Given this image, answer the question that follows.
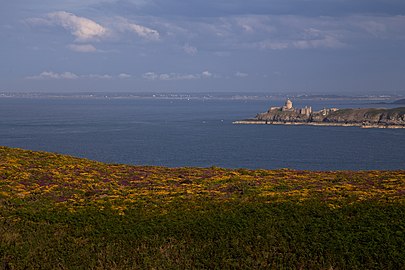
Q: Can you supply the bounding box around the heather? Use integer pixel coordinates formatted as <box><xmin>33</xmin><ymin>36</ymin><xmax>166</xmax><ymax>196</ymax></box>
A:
<box><xmin>1</xmin><ymin>146</ymin><xmax>404</xmax><ymax>269</ymax></box>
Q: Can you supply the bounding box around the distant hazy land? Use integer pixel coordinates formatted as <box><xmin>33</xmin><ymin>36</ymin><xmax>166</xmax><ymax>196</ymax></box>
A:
<box><xmin>0</xmin><ymin>91</ymin><xmax>404</xmax><ymax>102</ymax></box>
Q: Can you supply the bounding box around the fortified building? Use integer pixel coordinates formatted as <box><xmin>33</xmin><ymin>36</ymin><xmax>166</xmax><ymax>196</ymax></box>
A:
<box><xmin>269</xmin><ymin>99</ymin><xmax>313</xmax><ymax>116</ymax></box>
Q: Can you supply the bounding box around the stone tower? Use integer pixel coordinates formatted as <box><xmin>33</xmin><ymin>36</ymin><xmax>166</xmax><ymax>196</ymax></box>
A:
<box><xmin>285</xmin><ymin>99</ymin><xmax>293</xmax><ymax>110</ymax></box>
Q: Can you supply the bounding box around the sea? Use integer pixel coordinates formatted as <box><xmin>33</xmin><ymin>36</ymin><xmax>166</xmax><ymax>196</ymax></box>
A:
<box><xmin>0</xmin><ymin>95</ymin><xmax>404</xmax><ymax>171</ymax></box>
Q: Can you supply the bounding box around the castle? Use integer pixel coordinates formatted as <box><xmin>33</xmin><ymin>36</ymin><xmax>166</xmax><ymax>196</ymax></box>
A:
<box><xmin>268</xmin><ymin>99</ymin><xmax>313</xmax><ymax>116</ymax></box>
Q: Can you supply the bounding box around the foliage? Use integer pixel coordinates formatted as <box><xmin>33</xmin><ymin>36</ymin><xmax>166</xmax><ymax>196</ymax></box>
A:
<box><xmin>0</xmin><ymin>146</ymin><xmax>404</xmax><ymax>269</ymax></box>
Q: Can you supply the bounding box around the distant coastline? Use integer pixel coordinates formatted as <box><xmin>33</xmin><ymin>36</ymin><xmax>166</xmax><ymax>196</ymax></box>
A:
<box><xmin>0</xmin><ymin>92</ymin><xmax>403</xmax><ymax>102</ymax></box>
<box><xmin>233</xmin><ymin>120</ymin><xmax>405</xmax><ymax>129</ymax></box>
<box><xmin>234</xmin><ymin>99</ymin><xmax>405</xmax><ymax>129</ymax></box>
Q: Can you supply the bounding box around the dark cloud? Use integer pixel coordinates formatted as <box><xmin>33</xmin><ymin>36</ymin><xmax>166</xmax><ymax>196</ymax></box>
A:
<box><xmin>100</xmin><ymin>0</ymin><xmax>405</xmax><ymax>18</ymax></box>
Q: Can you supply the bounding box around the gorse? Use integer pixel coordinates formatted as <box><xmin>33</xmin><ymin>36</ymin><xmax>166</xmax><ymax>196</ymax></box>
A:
<box><xmin>1</xmin><ymin>146</ymin><xmax>404</xmax><ymax>269</ymax></box>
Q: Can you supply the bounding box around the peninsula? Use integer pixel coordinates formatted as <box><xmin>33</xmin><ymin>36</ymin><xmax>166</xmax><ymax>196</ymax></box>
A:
<box><xmin>234</xmin><ymin>99</ymin><xmax>405</xmax><ymax>128</ymax></box>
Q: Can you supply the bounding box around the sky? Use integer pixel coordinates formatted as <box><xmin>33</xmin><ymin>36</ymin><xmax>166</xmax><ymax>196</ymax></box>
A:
<box><xmin>1</xmin><ymin>0</ymin><xmax>405</xmax><ymax>94</ymax></box>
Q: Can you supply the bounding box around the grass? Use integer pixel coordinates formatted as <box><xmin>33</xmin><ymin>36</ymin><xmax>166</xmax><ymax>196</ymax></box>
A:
<box><xmin>0</xmin><ymin>146</ymin><xmax>404</xmax><ymax>269</ymax></box>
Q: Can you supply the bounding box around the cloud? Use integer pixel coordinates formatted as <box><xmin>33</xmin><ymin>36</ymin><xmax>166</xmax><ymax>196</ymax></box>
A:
<box><xmin>202</xmin><ymin>71</ymin><xmax>212</xmax><ymax>78</ymax></box>
<box><xmin>126</xmin><ymin>23</ymin><xmax>160</xmax><ymax>40</ymax></box>
<box><xmin>176</xmin><ymin>74</ymin><xmax>200</xmax><ymax>80</ymax></box>
<box><xmin>183</xmin><ymin>43</ymin><xmax>198</xmax><ymax>55</ymax></box>
<box><xmin>26</xmin><ymin>71</ymin><xmax>133</xmax><ymax>80</ymax></box>
<box><xmin>135</xmin><ymin>14</ymin><xmax>346</xmax><ymax>53</ymax></box>
<box><xmin>142</xmin><ymin>72</ymin><xmax>159</xmax><ymax>80</ymax></box>
<box><xmin>118</xmin><ymin>73</ymin><xmax>132</xmax><ymax>79</ymax></box>
<box><xmin>25</xmin><ymin>11</ymin><xmax>160</xmax><ymax>44</ymax></box>
<box><xmin>292</xmin><ymin>35</ymin><xmax>345</xmax><ymax>49</ymax></box>
<box><xmin>356</xmin><ymin>20</ymin><xmax>386</xmax><ymax>37</ymax></box>
<box><xmin>85</xmin><ymin>74</ymin><xmax>113</xmax><ymax>79</ymax></box>
<box><xmin>67</xmin><ymin>44</ymin><xmax>98</xmax><ymax>52</ymax></box>
<box><xmin>47</xmin><ymin>11</ymin><xmax>107</xmax><ymax>41</ymax></box>
<box><xmin>257</xmin><ymin>41</ymin><xmax>289</xmax><ymax>50</ymax></box>
<box><xmin>143</xmin><ymin>72</ymin><xmax>199</xmax><ymax>80</ymax></box>
<box><xmin>235</xmin><ymin>72</ymin><xmax>248</xmax><ymax>77</ymax></box>
<box><xmin>26</xmin><ymin>11</ymin><xmax>368</xmax><ymax>55</ymax></box>
<box><xmin>124</xmin><ymin>0</ymin><xmax>405</xmax><ymax>18</ymax></box>
<box><xmin>244</xmin><ymin>21</ymin><xmax>347</xmax><ymax>50</ymax></box>
<box><xmin>26</xmin><ymin>71</ymin><xmax>79</xmax><ymax>80</ymax></box>
<box><xmin>116</xmin><ymin>18</ymin><xmax>160</xmax><ymax>41</ymax></box>
<box><xmin>256</xmin><ymin>36</ymin><xmax>344</xmax><ymax>50</ymax></box>
<box><xmin>291</xmin><ymin>28</ymin><xmax>346</xmax><ymax>49</ymax></box>
<box><xmin>235</xmin><ymin>16</ymin><xmax>276</xmax><ymax>33</ymax></box>
<box><xmin>28</xmin><ymin>11</ymin><xmax>161</xmax><ymax>52</ymax></box>
<box><xmin>254</xmin><ymin>27</ymin><xmax>346</xmax><ymax>50</ymax></box>
<box><xmin>150</xmin><ymin>14</ymin><xmax>360</xmax><ymax>52</ymax></box>
<box><xmin>142</xmin><ymin>71</ymin><xmax>214</xmax><ymax>80</ymax></box>
<box><xmin>351</xmin><ymin>15</ymin><xmax>405</xmax><ymax>40</ymax></box>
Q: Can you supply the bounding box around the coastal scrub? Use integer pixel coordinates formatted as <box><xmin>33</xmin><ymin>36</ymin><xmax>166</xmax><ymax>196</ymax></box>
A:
<box><xmin>0</xmin><ymin>146</ymin><xmax>404</xmax><ymax>269</ymax></box>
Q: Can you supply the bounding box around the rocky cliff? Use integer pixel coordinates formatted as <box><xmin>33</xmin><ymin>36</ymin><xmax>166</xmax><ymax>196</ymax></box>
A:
<box><xmin>255</xmin><ymin>107</ymin><xmax>405</xmax><ymax>127</ymax></box>
<box><xmin>256</xmin><ymin>111</ymin><xmax>310</xmax><ymax>122</ymax></box>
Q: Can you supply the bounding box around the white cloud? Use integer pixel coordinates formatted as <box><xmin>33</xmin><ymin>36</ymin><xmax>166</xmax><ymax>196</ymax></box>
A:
<box><xmin>26</xmin><ymin>71</ymin><xmax>133</xmax><ymax>80</ymax></box>
<box><xmin>202</xmin><ymin>71</ymin><xmax>212</xmax><ymax>78</ymax></box>
<box><xmin>235</xmin><ymin>72</ymin><xmax>248</xmax><ymax>77</ymax></box>
<box><xmin>183</xmin><ymin>43</ymin><xmax>198</xmax><ymax>55</ymax></box>
<box><xmin>176</xmin><ymin>74</ymin><xmax>200</xmax><ymax>80</ymax></box>
<box><xmin>28</xmin><ymin>11</ymin><xmax>161</xmax><ymax>46</ymax></box>
<box><xmin>127</xmin><ymin>23</ymin><xmax>160</xmax><ymax>40</ymax></box>
<box><xmin>85</xmin><ymin>74</ymin><xmax>113</xmax><ymax>79</ymax></box>
<box><xmin>143</xmin><ymin>72</ymin><xmax>196</xmax><ymax>81</ymax></box>
<box><xmin>142</xmin><ymin>72</ymin><xmax>159</xmax><ymax>80</ymax></box>
<box><xmin>118</xmin><ymin>73</ymin><xmax>132</xmax><ymax>79</ymax></box>
<box><xmin>116</xmin><ymin>18</ymin><xmax>160</xmax><ymax>41</ymax></box>
<box><xmin>159</xmin><ymin>74</ymin><xmax>171</xmax><ymax>80</ymax></box>
<box><xmin>142</xmin><ymin>71</ymin><xmax>214</xmax><ymax>81</ymax></box>
<box><xmin>26</xmin><ymin>71</ymin><xmax>79</xmax><ymax>80</ymax></box>
<box><xmin>47</xmin><ymin>11</ymin><xmax>107</xmax><ymax>41</ymax></box>
<box><xmin>67</xmin><ymin>44</ymin><xmax>98</xmax><ymax>52</ymax></box>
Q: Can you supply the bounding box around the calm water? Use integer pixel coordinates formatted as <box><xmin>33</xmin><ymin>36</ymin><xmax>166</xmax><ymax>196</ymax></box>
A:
<box><xmin>0</xmin><ymin>97</ymin><xmax>404</xmax><ymax>170</ymax></box>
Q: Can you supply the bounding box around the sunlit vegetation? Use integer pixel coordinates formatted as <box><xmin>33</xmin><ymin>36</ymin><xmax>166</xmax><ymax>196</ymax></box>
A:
<box><xmin>1</xmin><ymin>146</ymin><xmax>404</xmax><ymax>269</ymax></box>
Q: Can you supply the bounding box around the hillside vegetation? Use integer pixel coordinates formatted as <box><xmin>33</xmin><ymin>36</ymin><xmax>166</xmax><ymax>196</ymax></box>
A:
<box><xmin>324</xmin><ymin>107</ymin><xmax>405</xmax><ymax>124</ymax></box>
<box><xmin>0</xmin><ymin>146</ymin><xmax>404</xmax><ymax>269</ymax></box>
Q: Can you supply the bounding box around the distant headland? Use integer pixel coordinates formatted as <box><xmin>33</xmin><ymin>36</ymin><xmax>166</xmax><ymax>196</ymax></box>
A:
<box><xmin>234</xmin><ymin>99</ymin><xmax>405</xmax><ymax>128</ymax></box>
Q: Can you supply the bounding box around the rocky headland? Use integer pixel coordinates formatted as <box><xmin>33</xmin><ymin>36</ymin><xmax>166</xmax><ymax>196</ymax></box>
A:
<box><xmin>234</xmin><ymin>99</ymin><xmax>405</xmax><ymax>128</ymax></box>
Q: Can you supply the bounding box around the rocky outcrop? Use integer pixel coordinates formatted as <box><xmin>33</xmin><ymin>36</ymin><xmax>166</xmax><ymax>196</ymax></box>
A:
<box><xmin>249</xmin><ymin>107</ymin><xmax>405</xmax><ymax>128</ymax></box>
<box><xmin>256</xmin><ymin>111</ymin><xmax>310</xmax><ymax>122</ymax></box>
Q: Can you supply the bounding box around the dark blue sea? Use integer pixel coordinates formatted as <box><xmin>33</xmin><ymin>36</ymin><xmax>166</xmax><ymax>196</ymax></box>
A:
<box><xmin>0</xmin><ymin>97</ymin><xmax>404</xmax><ymax>170</ymax></box>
